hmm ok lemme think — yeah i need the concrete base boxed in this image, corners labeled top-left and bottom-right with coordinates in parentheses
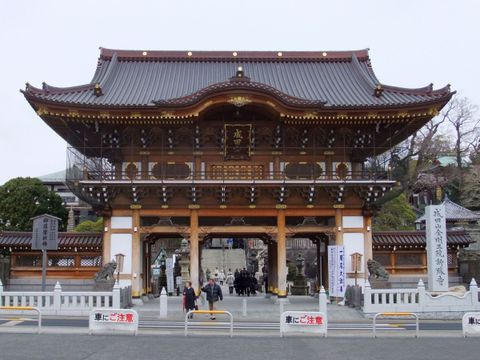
top-left (132, 298), bottom-right (144, 306)
top-left (274, 297), bottom-right (290, 305)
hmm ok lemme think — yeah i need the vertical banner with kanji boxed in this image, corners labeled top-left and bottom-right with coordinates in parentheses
top-left (328, 245), bottom-right (346, 298)
top-left (224, 124), bottom-right (252, 160)
top-left (426, 204), bottom-right (448, 291)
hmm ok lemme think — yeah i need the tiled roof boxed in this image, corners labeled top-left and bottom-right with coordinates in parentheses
top-left (416, 198), bottom-right (480, 223)
top-left (0, 232), bottom-right (102, 250)
top-left (373, 230), bottom-right (472, 248)
top-left (22, 48), bottom-right (452, 109)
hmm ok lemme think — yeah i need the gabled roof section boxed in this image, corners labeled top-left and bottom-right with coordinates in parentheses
top-left (0, 232), bottom-right (102, 250)
top-left (373, 229), bottom-right (472, 248)
top-left (22, 48), bottom-right (453, 110)
top-left (416, 197), bottom-right (480, 223)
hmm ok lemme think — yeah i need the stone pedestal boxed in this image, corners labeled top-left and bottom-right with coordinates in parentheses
top-left (94, 280), bottom-right (115, 291)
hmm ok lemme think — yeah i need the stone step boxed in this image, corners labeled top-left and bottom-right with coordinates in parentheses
top-left (201, 249), bottom-right (246, 276)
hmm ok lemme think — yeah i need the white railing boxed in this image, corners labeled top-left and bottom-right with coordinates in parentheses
top-left (364, 278), bottom-right (480, 314)
top-left (0, 280), bottom-right (121, 316)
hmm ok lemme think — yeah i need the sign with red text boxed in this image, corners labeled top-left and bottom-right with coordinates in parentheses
top-left (89, 309), bottom-right (138, 335)
top-left (280, 311), bottom-right (327, 337)
top-left (463, 312), bottom-right (480, 337)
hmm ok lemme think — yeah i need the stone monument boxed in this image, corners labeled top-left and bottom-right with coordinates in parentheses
top-left (290, 253), bottom-right (309, 295)
top-left (426, 204), bottom-right (448, 291)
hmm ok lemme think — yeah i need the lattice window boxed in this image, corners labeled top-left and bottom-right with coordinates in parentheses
top-left (396, 253), bottom-right (422, 266)
top-left (373, 254), bottom-right (390, 266)
top-left (48, 255), bottom-right (75, 267)
top-left (447, 253), bottom-right (456, 266)
top-left (15, 255), bottom-right (42, 267)
top-left (80, 256), bottom-right (102, 267)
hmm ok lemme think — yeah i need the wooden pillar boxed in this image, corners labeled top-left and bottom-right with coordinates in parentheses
top-left (277, 210), bottom-right (287, 298)
top-left (335, 208), bottom-right (343, 245)
top-left (131, 209), bottom-right (142, 297)
top-left (102, 217), bottom-right (111, 265)
top-left (363, 215), bottom-right (373, 281)
top-left (271, 241), bottom-right (278, 294)
top-left (267, 242), bottom-right (273, 293)
top-left (190, 209), bottom-right (200, 291)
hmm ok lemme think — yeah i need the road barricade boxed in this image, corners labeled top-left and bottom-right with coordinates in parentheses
top-left (373, 312), bottom-right (419, 338)
top-left (0, 306), bottom-right (42, 333)
top-left (89, 308), bottom-right (138, 335)
top-left (280, 311), bottom-right (327, 337)
top-left (184, 310), bottom-right (233, 337)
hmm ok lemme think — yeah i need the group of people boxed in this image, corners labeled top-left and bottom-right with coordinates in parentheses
top-left (182, 277), bottom-right (223, 320)
top-left (233, 268), bottom-right (258, 296)
top-left (182, 267), bottom-right (261, 320)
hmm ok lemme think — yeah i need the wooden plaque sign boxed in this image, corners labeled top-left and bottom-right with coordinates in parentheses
top-left (224, 124), bottom-right (252, 160)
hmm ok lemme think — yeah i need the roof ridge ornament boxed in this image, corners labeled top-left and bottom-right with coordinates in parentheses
top-left (94, 83), bottom-right (103, 97)
top-left (374, 84), bottom-right (383, 97)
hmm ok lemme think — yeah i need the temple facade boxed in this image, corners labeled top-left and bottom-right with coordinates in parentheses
top-left (23, 48), bottom-right (453, 299)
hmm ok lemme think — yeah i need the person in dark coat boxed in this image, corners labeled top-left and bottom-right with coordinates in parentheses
top-left (201, 277), bottom-right (223, 320)
top-left (183, 281), bottom-right (197, 318)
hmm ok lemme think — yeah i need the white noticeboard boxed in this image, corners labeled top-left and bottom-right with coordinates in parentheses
top-left (463, 312), bottom-right (480, 337)
top-left (425, 205), bottom-right (448, 292)
top-left (89, 309), bottom-right (138, 335)
top-left (166, 258), bottom-right (174, 294)
top-left (280, 311), bottom-right (327, 337)
top-left (328, 245), bottom-right (346, 298)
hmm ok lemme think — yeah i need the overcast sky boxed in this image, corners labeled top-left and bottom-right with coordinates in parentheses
top-left (0, 0), bottom-right (479, 185)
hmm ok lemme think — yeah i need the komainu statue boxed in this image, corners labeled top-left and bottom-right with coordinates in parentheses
top-left (367, 259), bottom-right (389, 281)
top-left (94, 261), bottom-right (117, 282)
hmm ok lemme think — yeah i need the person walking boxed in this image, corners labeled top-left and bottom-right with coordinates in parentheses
top-left (201, 277), bottom-right (223, 320)
top-left (225, 271), bottom-right (235, 295)
top-left (183, 281), bottom-right (197, 318)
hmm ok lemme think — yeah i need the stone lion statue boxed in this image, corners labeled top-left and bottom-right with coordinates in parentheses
top-left (367, 259), bottom-right (389, 281)
top-left (94, 261), bottom-right (117, 282)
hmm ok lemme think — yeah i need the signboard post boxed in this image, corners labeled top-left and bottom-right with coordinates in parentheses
top-left (462, 312), bottom-right (480, 337)
top-left (425, 205), bottom-right (448, 292)
top-left (280, 311), bottom-right (327, 337)
top-left (327, 245), bottom-right (346, 300)
top-left (166, 258), bottom-right (174, 295)
top-left (89, 308), bottom-right (139, 335)
top-left (31, 214), bottom-right (60, 292)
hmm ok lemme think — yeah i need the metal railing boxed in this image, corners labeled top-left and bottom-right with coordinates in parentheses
top-left (373, 312), bottom-right (419, 338)
top-left (0, 306), bottom-right (42, 333)
top-left (184, 310), bottom-right (233, 337)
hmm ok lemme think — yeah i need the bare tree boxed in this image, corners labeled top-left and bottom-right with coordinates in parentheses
top-left (444, 96), bottom-right (480, 169)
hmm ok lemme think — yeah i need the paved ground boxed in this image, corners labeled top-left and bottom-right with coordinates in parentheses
top-left (135, 291), bottom-right (364, 321)
top-left (0, 334), bottom-right (478, 360)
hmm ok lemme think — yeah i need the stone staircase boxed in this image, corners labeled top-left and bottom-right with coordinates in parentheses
top-left (201, 249), bottom-right (246, 275)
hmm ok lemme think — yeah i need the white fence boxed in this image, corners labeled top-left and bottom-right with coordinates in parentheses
top-left (364, 278), bottom-right (480, 315)
top-left (0, 280), bottom-right (126, 316)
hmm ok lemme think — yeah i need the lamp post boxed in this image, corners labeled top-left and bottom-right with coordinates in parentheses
top-left (350, 252), bottom-right (362, 286)
top-left (114, 253), bottom-right (125, 285)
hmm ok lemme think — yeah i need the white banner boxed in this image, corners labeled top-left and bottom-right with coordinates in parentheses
top-left (328, 245), bottom-right (346, 298)
top-left (426, 205), bottom-right (448, 291)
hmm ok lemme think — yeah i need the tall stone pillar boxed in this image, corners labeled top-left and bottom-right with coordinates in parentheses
top-left (363, 215), bottom-right (373, 281)
top-left (189, 210), bottom-right (200, 291)
top-left (277, 210), bottom-right (287, 298)
top-left (131, 209), bottom-right (142, 298)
